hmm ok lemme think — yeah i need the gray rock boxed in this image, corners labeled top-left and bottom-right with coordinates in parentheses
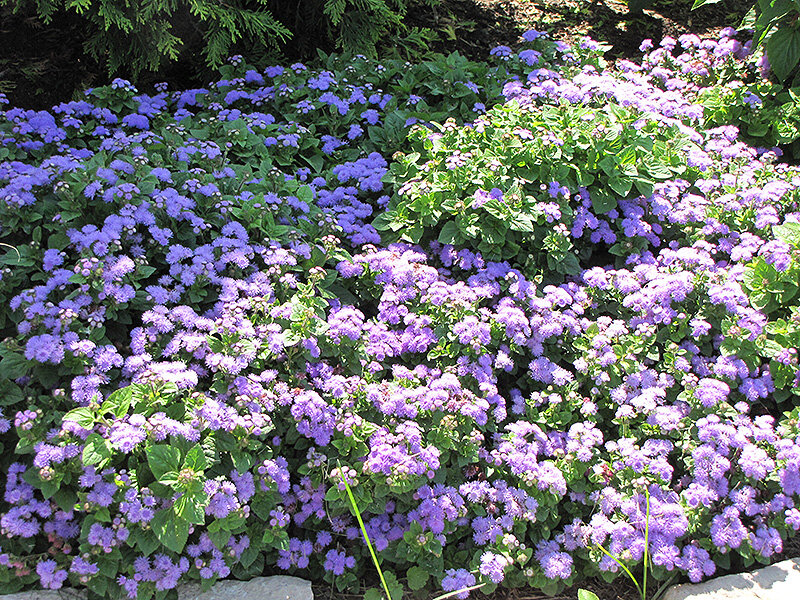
top-left (0, 591), bottom-right (86, 600)
top-left (662, 558), bottom-right (800, 600)
top-left (3, 576), bottom-right (312, 600)
top-left (178, 576), bottom-right (313, 600)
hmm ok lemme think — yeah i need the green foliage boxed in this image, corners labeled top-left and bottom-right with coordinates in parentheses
top-left (322, 0), bottom-right (402, 55)
top-left (728, 221), bottom-right (800, 408)
top-left (376, 99), bottom-right (694, 277)
top-left (699, 81), bottom-right (800, 154)
top-left (694, 0), bottom-right (800, 82)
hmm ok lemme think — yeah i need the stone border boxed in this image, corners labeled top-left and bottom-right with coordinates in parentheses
top-left (0, 575), bottom-right (312, 600)
top-left (662, 557), bottom-right (800, 600)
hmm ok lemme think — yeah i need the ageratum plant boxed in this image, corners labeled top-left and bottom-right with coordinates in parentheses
top-left (1, 25), bottom-right (800, 600)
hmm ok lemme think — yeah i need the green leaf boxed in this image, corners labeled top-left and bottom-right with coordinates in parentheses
top-left (0, 352), bottom-right (30, 379)
top-left (591, 190), bottom-right (617, 214)
top-left (0, 246), bottom-right (34, 267)
top-left (406, 566), bottom-right (429, 591)
top-left (83, 433), bottom-right (113, 468)
top-left (138, 265), bottom-right (157, 278)
top-left (578, 590), bottom-right (601, 600)
top-left (64, 407), bottom-right (96, 429)
top-left (232, 451), bottom-right (254, 475)
top-left (151, 510), bottom-right (190, 554)
top-left (774, 221), bottom-right (800, 247)
top-left (100, 387), bottom-right (132, 418)
top-left (53, 488), bottom-right (78, 512)
top-left (767, 27), bottom-right (800, 82)
top-left (174, 492), bottom-right (207, 524)
top-left (138, 179), bottom-right (156, 195)
top-left (134, 528), bottom-right (161, 556)
top-left (183, 445), bottom-right (207, 471)
top-left (608, 175), bottom-right (632, 197)
top-left (208, 523), bottom-right (232, 549)
top-left (0, 380), bottom-right (24, 406)
top-left (147, 445), bottom-right (182, 481)
top-left (371, 210), bottom-right (396, 232)
top-left (363, 589), bottom-right (383, 600)
top-left (437, 220), bottom-right (460, 244)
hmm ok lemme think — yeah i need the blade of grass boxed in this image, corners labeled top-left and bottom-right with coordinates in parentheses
top-left (594, 544), bottom-right (643, 600)
top-left (652, 572), bottom-right (678, 600)
top-left (338, 462), bottom-right (393, 600)
top-left (430, 583), bottom-right (486, 600)
top-left (643, 488), bottom-right (650, 600)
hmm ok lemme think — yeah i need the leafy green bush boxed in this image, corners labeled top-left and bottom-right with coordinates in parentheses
top-left (693, 0), bottom-right (800, 83)
top-left (375, 96), bottom-right (696, 275)
top-left (699, 82), bottom-right (800, 156)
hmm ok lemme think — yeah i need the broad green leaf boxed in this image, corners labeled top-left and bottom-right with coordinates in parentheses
top-left (0, 246), bottom-right (34, 267)
top-left (578, 590), bottom-right (601, 600)
top-left (53, 488), bottom-right (78, 512)
top-left (158, 472), bottom-right (180, 486)
top-left (437, 220), bottom-right (460, 245)
top-left (591, 190), bottom-right (617, 214)
top-left (134, 528), bottom-right (161, 556)
top-left (767, 27), bottom-right (800, 81)
top-left (363, 589), bottom-right (383, 600)
top-left (64, 407), bottom-right (96, 429)
top-left (100, 387), bottom-right (132, 418)
top-left (183, 444), bottom-right (207, 471)
top-left (174, 492), bottom-right (208, 524)
top-left (208, 526), bottom-right (231, 550)
top-left (0, 352), bottom-right (30, 380)
top-left (774, 221), bottom-right (800, 247)
top-left (151, 509), bottom-right (190, 554)
top-left (0, 380), bottom-right (24, 406)
top-left (508, 213), bottom-right (537, 233)
top-left (138, 265), bottom-right (157, 278)
top-left (147, 445), bottom-right (182, 481)
top-left (232, 451), bottom-right (254, 475)
top-left (406, 566), bottom-right (429, 591)
top-left (83, 433), bottom-right (113, 469)
top-left (608, 175), bottom-right (632, 197)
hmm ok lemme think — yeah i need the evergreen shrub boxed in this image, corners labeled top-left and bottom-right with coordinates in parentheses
top-left (0, 0), bottom-right (429, 77)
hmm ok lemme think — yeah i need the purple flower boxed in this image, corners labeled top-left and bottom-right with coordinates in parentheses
top-left (441, 568), bottom-right (476, 599)
top-left (323, 549), bottom-right (355, 575)
top-left (535, 540), bottom-right (573, 580)
top-left (694, 378), bottom-right (730, 408)
top-left (37, 560), bottom-right (68, 589)
top-left (479, 551), bottom-right (508, 583)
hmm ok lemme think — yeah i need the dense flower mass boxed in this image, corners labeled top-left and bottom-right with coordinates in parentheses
top-left (0, 24), bottom-right (799, 600)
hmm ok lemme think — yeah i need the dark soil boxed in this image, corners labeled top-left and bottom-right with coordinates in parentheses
top-left (405, 0), bottom-right (753, 62)
top-left (1, 0), bottom-right (753, 110)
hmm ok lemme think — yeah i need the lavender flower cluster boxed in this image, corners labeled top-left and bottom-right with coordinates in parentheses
top-left (0, 25), bottom-right (799, 600)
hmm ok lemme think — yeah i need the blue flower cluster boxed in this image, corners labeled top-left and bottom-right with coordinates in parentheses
top-left (0, 25), bottom-right (799, 600)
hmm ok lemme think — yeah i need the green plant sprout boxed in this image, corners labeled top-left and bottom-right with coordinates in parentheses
top-left (338, 461), bottom-right (395, 600)
top-left (338, 463), bottom-right (484, 600)
top-left (593, 488), bottom-right (650, 600)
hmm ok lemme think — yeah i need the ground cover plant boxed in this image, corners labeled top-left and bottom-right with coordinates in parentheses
top-left (0, 23), bottom-right (800, 600)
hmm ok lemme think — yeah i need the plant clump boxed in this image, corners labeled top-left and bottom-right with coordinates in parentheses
top-left (0, 25), bottom-right (799, 600)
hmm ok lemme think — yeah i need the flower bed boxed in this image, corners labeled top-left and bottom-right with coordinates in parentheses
top-left (0, 27), bottom-right (799, 600)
